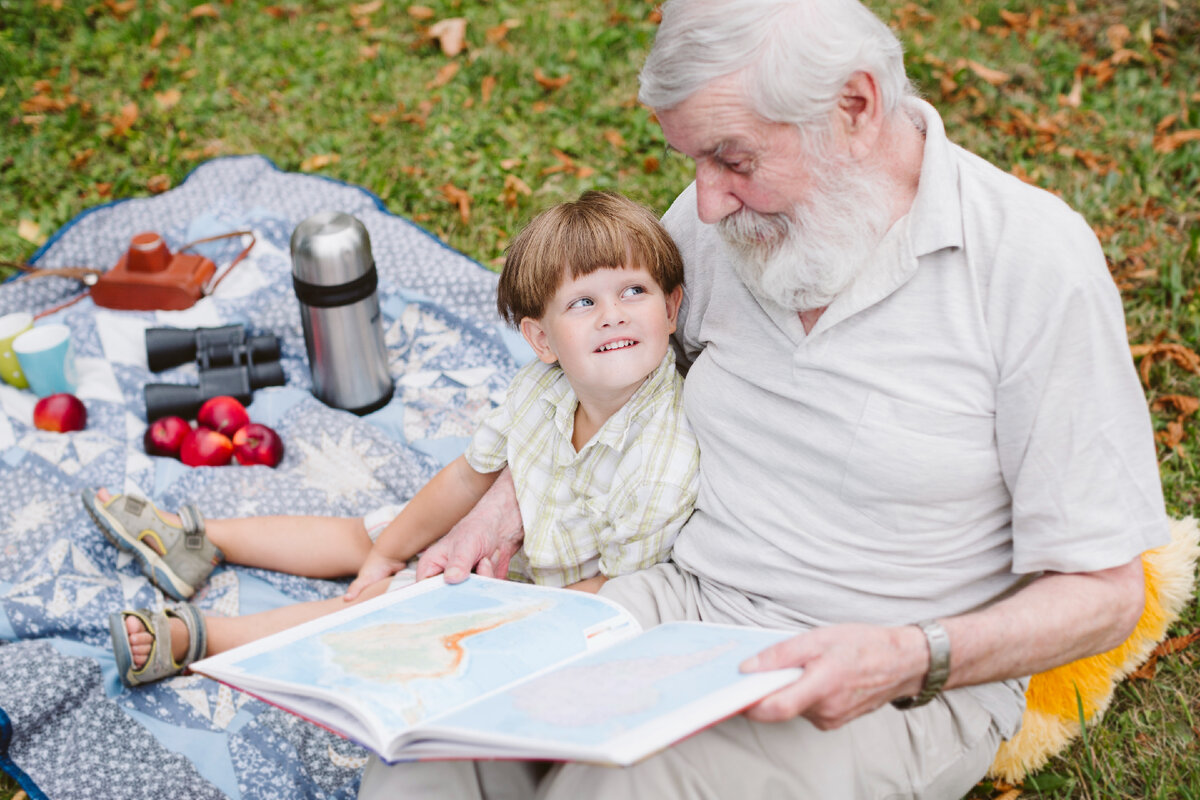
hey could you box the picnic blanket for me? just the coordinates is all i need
[0,155,528,799]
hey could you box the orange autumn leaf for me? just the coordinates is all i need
[481,74,497,103]
[994,790,1022,800]
[1105,23,1132,51]
[109,102,139,138]
[155,88,182,111]
[440,183,472,223]
[1153,129,1200,154]
[642,156,660,173]
[69,148,96,170]
[485,19,520,44]
[1130,627,1200,679]
[499,174,532,209]
[300,153,341,172]
[427,62,460,89]
[188,4,220,20]
[1131,341,1200,384]
[533,68,571,91]
[360,44,380,61]
[966,59,1010,86]
[105,0,136,18]
[150,22,169,49]
[499,157,521,170]
[602,129,626,149]
[1153,394,1200,418]
[408,5,434,20]
[20,94,72,113]
[147,174,171,194]
[349,0,382,15]
[429,17,467,57]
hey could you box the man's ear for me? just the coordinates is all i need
[664,285,684,334]
[520,317,559,364]
[836,71,883,159]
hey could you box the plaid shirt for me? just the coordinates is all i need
[465,350,699,587]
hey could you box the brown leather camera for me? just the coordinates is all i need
[90,232,216,311]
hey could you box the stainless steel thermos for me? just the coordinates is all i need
[290,212,394,415]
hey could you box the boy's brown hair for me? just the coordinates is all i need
[497,191,685,325]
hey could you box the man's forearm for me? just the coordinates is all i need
[940,557,1145,690]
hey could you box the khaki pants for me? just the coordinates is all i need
[359,565,1002,800]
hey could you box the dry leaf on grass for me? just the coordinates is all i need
[966,59,1010,86]
[499,174,531,209]
[408,5,434,20]
[429,18,467,57]
[481,75,497,103]
[300,153,340,172]
[155,88,182,111]
[150,23,169,49]
[349,0,382,16]
[426,62,459,89]
[188,4,219,20]
[533,68,571,91]
[147,174,171,194]
[486,19,520,44]
[108,102,139,138]
[1131,342,1200,384]
[1130,627,1200,679]
[440,183,472,223]
[17,220,43,245]
[1153,129,1200,153]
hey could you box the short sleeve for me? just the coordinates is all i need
[991,215,1168,573]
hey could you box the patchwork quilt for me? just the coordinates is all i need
[0,156,527,799]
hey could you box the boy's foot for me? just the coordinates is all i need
[109,604,207,687]
[83,488,222,600]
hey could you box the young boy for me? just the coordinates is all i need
[88,190,700,686]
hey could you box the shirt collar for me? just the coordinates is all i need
[541,348,678,457]
[905,97,963,257]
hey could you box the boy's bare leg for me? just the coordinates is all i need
[93,488,374,578]
[123,578,393,667]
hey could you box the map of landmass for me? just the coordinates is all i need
[507,641,738,726]
[322,600,551,683]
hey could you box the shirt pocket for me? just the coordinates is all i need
[838,392,1003,536]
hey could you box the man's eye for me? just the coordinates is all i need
[568,297,594,309]
[622,285,647,297]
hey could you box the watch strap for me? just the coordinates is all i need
[891,619,951,709]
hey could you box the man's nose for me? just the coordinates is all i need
[695,163,741,225]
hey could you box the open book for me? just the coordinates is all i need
[191,575,801,765]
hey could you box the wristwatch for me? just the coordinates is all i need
[891,620,951,709]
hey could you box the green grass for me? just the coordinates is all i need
[1,1,1198,798]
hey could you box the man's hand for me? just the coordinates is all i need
[740,623,929,730]
[416,467,524,584]
[344,549,407,601]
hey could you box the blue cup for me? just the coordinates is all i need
[13,324,78,397]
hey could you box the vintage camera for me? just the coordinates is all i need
[143,324,285,421]
[91,232,215,311]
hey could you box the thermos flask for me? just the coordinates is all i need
[290,211,394,415]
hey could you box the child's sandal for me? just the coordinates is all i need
[109,604,207,687]
[83,489,222,600]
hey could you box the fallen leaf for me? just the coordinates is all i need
[647,7,662,23]
[108,102,139,138]
[17,219,42,245]
[349,0,382,15]
[300,153,341,172]
[429,17,467,57]
[105,0,136,18]
[440,182,472,223]
[360,44,380,60]
[498,174,532,209]
[20,95,72,113]
[1106,23,1131,51]
[408,5,434,20]
[150,22,169,49]
[486,18,520,44]
[1061,66,1084,108]
[147,174,171,194]
[426,62,460,89]
[533,67,571,91]
[961,14,981,31]
[499,157,521,170]
[995,790,1022,800]
[603,129,625,148]
[1131,342,1200,384]
[69,148,96,169]
[155,88,182,111]
[38,0,64,8]
[188,4,219,19]
[966,60,1009,86]
[481,74,497,103]
[643,156,660,173]
[96,182,113,198]
[1153,129,1200,154]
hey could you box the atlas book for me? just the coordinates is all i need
[190,574,801,765]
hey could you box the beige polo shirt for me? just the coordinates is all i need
[662,98,1168,737]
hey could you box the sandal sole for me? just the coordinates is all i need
[84,493,195,601]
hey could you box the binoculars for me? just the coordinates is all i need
[143,324,285,421]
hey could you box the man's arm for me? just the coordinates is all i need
[741,558,1144,730]
[414,466,525,584]
[344,456,500,598]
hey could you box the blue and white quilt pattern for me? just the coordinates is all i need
[0,156,529,799]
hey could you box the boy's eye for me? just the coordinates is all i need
[621,285,647,298]
[568,297,594,309]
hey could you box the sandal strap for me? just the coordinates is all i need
[166,602,208,665]
[177,504,206,551]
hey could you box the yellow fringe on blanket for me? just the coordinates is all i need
[987,516,1200,783]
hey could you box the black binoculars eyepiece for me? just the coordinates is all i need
[143,324,286,421]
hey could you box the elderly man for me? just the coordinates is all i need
[360,0,1169,797]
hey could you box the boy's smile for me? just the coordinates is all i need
[521,264,682,421]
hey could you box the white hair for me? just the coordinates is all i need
[639,0,912,126]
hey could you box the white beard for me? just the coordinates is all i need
[717,152,893,312]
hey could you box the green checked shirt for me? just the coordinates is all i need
[465,349,699,587]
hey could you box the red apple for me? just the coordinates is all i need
[143,415,191,457]
[180,427,234,467]
[197,395,249,438]
[33,393,87,432]
[232,423,285,467]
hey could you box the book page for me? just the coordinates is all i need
[192,575,640,752]
[412,621,801,765]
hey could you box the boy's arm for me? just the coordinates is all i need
[344,456,501,599]
[566,575,608,593]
